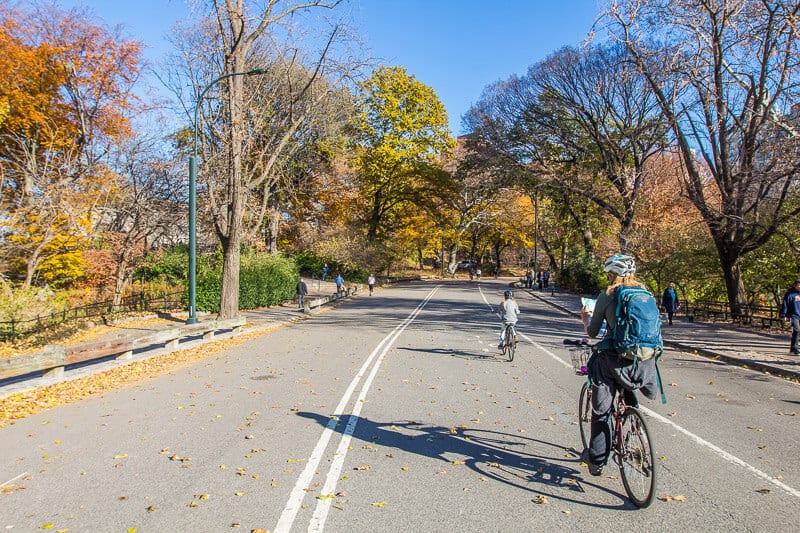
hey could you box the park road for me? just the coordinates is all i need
[2,279,799,532]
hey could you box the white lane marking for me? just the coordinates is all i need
[308,290,435,531]
[639,405,800,499]
[275,286,439,533]
[2,471,28,486]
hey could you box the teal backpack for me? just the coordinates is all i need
[611,285,663,361]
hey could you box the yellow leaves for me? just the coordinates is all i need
[234,492,245,497]
[371,501,387,507]
[355,464,372,471]
[113,454,128,460]
[39,525,55,530]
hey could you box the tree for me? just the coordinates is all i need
[608,0,800,314]
[352,66,454,242]
[0,4,141,286]
[98,130,185,305]
[167,1,348,319]
[466,44,669,252]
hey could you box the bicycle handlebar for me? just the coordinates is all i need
[563,338,589,346]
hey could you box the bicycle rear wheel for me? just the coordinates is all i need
[578,381,591,450]
[618,407,657,508]
[506,325,515,362]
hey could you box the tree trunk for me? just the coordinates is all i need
[267,212,280,254]
[218,71,245,319]
[447,243,460,275]
[367,189,382,242]
[417,247,424,270]
[717,243,748,316]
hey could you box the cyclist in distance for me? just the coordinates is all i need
[582,254,659,476]
[498,290,520,349]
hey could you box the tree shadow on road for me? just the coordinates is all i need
[296,411,637,510]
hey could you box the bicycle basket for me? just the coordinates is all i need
[570,345,591,375]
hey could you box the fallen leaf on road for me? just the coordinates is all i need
[355,464,371,470]
[755,488,771,494]
[535,495,548,504]
[452,460,466,465]
[114,454,128,459]
[371,501,387,507]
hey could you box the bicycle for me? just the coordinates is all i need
[500,323,517,362]
[566,340,657,508]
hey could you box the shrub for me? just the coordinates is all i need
[559,253,605,295]
[195,251,298,313]
[0,280,55,323]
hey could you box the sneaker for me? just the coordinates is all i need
[498,343,504,350]
[588,462,603,476]
[581,449,603,476]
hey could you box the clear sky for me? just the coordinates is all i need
[56,0,600,135]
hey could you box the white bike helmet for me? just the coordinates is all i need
[603,254,636,277]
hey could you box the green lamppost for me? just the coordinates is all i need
[188,68,267,324]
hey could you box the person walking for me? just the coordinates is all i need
[322,263,329,281]
[779,279,800,356]
[296,278,308,311]
[368,274,376,295]
[661,282,680,325]
[335,273,345,294]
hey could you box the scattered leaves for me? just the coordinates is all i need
[535,495,548,504]
[659,494,687,502]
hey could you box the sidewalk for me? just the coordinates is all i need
[525,287,800,381]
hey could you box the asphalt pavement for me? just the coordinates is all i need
[3,278,798,401]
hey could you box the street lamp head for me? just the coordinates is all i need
[247,68,268,75]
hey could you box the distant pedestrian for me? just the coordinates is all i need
[476,268,482,280]
[543,270,550,289]
[537,271,543,291]
[335,273,345,293]
[322,263,329,281]
[661,282,680,325]
[526,270,533,289]
[296,278,308,310]
[779,279,800,356]
[368,274,376,295]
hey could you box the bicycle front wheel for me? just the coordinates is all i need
[578,381,591,450]
[618,407,657,508]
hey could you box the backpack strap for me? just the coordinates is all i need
[654,350,667,404]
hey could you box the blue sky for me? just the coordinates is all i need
[57,0,600,135]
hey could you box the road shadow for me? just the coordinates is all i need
[296,411,638,510]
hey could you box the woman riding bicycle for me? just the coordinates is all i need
[582,254,659,476]
[497,290,519,349]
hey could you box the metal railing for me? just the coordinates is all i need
[0,291,184,343]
